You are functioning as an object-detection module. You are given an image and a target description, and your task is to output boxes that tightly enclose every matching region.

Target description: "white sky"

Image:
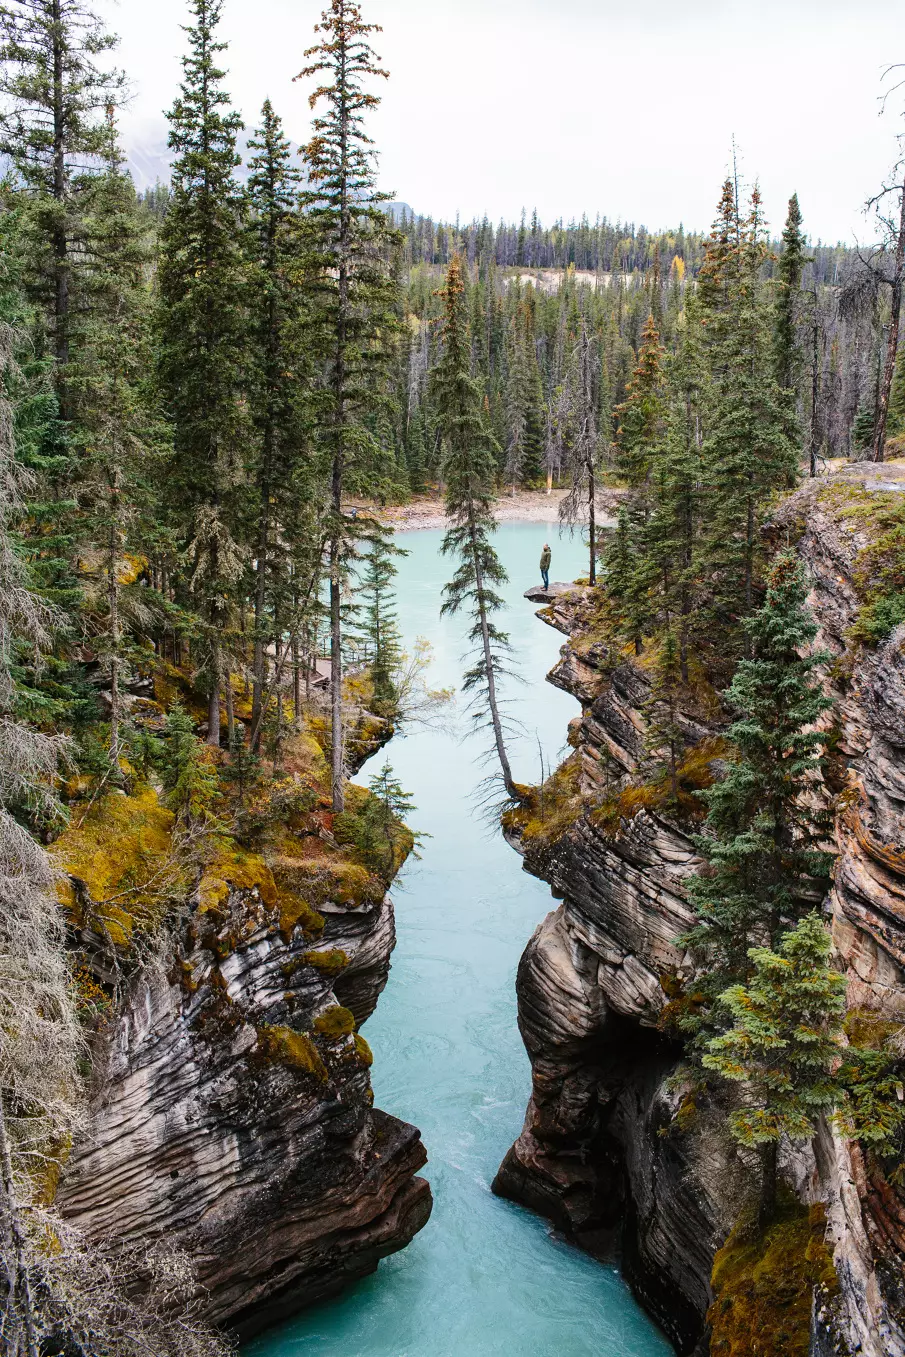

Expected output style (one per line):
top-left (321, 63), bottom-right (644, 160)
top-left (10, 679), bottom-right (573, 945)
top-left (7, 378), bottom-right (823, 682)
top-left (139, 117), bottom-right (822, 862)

top-left (98, 0), bottom-right (904, 244)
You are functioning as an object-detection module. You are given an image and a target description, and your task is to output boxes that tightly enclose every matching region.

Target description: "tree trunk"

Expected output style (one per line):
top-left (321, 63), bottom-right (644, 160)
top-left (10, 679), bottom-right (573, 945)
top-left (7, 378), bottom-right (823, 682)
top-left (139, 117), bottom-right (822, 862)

top-left (469, 514), bottom-right (517, 800)
top-left (107, 486), bottom-right (121, 766)
top-left (873, 175), bottom-right (905, 463)
top-left (207, 639), bottom-right (221, 747)
top-left (587, 464), bottom-right (596, 585)
top-left (330, 525), bottom-right (344, 812)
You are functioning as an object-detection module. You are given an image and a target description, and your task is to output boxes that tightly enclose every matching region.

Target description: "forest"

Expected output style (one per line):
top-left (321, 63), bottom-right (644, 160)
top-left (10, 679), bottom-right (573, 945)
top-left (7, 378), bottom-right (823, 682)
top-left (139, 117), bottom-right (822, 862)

top-left (0, 0), bottom-right (904, 1352)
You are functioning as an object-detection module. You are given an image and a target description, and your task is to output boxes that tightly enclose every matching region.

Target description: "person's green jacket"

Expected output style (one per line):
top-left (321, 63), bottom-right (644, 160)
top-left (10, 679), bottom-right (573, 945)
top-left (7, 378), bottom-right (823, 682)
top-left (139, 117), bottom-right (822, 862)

top-left (540, 547), bottom-right (551, 572)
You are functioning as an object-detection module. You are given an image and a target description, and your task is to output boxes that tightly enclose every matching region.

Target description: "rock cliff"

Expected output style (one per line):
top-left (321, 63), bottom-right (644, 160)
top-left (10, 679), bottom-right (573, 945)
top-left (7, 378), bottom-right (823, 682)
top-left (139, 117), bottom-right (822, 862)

top-left (57, 728), bottom-right (431, 1341)
top-left (495, 462), bottom-right (905, 1356)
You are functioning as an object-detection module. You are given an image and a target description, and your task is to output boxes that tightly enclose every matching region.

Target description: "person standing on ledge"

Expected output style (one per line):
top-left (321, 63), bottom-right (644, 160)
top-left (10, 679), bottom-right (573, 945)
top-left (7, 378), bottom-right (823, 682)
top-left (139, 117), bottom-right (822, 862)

top-left (540, 542), bottom-right (551, 591)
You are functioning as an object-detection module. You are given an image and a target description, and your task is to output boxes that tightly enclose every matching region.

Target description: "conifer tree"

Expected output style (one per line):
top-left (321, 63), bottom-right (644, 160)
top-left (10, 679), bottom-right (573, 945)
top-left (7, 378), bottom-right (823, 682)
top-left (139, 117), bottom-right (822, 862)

top-left (357, 523), bottom-right (405, 712)
top-left (245, 97), bottom-right (309, 747)
top-left (683, 553), bottom-right (834, 1009)
top-left (0, 0), bottom-right (127, 413)
top-left (157, 0), bottom-right (248, 748)
top-left (434, 255), bottom-right (517, 800)
top-left (774, 193), bottom-right (809, 394)
top-left (647, 307), bottom-right (705, 678)
top-left (699, 183), bottom-right (797, 642)
top-left (644, 627), bottom-right (684, 804)
top-left (78, 110), bottom-right (158, 765)
top-left (296, 0), bottom-right (399, 812)
top-left (703, 913), bottom-right (845, 1228)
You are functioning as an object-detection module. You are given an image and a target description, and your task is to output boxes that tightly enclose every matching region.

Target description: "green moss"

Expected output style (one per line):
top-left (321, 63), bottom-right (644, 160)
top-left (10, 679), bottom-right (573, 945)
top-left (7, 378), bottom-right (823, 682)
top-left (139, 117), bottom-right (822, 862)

top-left (709, 1200), bottom-right (838, 1357)
top-left (255, 1024), bottom-right (328, 1081)
top-left (198, 842), bottom-right (279, 914)
top-left (353, 1033), bottom-right (373, 1066)
top-left (844, 1007), bottom-right (904, 1050)
top-left (314, 1005), bottom-right (356, 1038)
top-left (590, 737), bottom-right (729, 838)
top-left (53, 785), bottom-right (184, 948)
top-left (819, 482), bottom-right (905, 644)
top-left (502, 751), bottom-right (583, 851)
top-left (299, 948), bottom-right (349, 977)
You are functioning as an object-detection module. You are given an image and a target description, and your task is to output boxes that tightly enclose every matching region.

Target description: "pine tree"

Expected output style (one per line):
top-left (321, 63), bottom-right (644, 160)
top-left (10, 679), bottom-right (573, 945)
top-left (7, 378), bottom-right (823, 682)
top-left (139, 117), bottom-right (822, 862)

top-left (699, 183), bottom-right (797, 644)
top-left (0, 0), bottom-right (127, 414)
top-left (434, 255), bottom-right (518, 800)
top-left (683, 552), bottom-right (834, 1007)
top-left (647, 306), bottom-right (705, 679)
top-left (157, 0), bottom-right (248, 748)
top-left (357, 523), bottom-right (405, 712)
top-left (703, 913), bottom-right (845, 1228)
top-left (77, 109), bottom-right (159, 765)
top-left (644, 627), bottom-right (684, 804)
top-left (296, 0), bottom-right (400, 812)
top-left (774, 193), bottom-right (809, 393)
top-left (245, 97), bottom-right (309, 749)
top-left (851, 397), bottom-right (876, 455)
top-left (887, 338), bottom-right (905, 437)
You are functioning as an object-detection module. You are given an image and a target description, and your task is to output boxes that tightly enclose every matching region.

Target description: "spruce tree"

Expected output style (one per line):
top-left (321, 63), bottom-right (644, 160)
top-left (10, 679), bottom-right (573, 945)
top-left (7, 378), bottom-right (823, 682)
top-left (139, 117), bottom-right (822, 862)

top-left (683, 552), bottom-right (834, 1007)
top-left (774, 193), bottom-right (808, 392)
top-left (245, 97), bottom-right (309, 748)
top-left (703, 913), bottom-right (846, 1228)
top-left (699, 183), bottom-right (797, 644)
top-left (157, 0), bottom-right (248, 748)
top-left (77, 111), bottom-right (159, 765)
top-left (0, 0), bottom-right (127, 412)
top-left (357, 523), bottom-right (405, 712)
top-left (434, 255), bottom-right (517, 800)
top-left (296, 0), bottom-right (399, 812)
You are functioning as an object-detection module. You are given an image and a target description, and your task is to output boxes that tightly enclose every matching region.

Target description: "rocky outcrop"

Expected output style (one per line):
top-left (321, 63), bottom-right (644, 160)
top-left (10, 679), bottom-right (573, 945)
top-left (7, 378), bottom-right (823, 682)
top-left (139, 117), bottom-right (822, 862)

top-left (57, 732), bottom-right (432, 1340)
top-left (60, 864), bottom-right (431, 1340)
top-left (496, 463), bottom-right (905, 1356)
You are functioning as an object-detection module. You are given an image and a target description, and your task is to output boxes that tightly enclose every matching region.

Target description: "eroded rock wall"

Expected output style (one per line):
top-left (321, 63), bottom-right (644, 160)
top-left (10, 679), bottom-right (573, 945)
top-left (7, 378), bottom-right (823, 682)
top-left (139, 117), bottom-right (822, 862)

top-left (496, 463), bottom-right (905, 1356)
top-left (59, 874), bottom-right (431, 1340)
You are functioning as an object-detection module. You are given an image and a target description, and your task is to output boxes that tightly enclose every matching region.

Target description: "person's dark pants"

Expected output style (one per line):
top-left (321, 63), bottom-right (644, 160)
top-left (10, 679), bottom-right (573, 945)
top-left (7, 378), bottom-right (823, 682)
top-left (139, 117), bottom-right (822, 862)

top-left (541, 569), bottom-right (549, 589)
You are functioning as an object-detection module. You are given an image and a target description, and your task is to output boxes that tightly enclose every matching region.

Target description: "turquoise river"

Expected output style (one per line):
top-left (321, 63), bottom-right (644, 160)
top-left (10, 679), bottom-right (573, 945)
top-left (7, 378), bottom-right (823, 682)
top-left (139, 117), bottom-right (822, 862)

top-left (246, 522), bottom-right (674, 1357)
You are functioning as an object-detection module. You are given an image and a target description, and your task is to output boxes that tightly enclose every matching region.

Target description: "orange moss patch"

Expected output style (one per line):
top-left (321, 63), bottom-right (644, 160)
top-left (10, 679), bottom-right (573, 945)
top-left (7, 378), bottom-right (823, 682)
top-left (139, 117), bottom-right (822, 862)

top-left (709, 1201), bottom-right (838, 1357)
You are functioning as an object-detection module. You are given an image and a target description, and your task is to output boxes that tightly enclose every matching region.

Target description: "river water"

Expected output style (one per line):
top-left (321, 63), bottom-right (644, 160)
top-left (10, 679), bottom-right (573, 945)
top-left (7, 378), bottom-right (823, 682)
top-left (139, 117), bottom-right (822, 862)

top-left (246, 523), bottom-right (674, 1357)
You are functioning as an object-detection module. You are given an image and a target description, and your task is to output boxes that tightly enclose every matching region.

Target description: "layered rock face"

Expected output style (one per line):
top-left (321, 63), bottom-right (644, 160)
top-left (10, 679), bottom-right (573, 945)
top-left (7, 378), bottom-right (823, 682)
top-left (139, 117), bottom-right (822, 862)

top-left (495, 463), bottom-right (905, 1356)
top-left (59, 820), bottom-right (431, 1339)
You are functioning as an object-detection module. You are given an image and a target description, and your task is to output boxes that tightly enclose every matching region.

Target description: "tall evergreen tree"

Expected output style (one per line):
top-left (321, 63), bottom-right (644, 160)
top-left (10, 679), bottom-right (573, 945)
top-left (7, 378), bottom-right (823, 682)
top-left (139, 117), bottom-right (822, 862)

top-left (683, 553), bottom-right (834, 1014)
top-left (245, 97), bottom-right (310, 748)
top-left (296, 0), bottom-right (399, 812)
top-left (434, 256), bottom-right (517, 800)
top-left (699, 183), bottom-right (797, 645)
top-left (157, 0), bottom-right (248, 748)
top-left (774, 193), bottom-right (808, 393)
top-left (357, 523), bottom-right (404, 712)
top-left (77, 110), bottom-right (159, 764)
top-left (0, 0), bottom-right (127, 413)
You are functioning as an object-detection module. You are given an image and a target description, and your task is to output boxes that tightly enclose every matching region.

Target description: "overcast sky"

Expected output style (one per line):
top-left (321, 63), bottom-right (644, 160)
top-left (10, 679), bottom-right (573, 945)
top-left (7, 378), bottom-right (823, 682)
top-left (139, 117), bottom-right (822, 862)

top-left (98, 0), bottom-right (903, 244)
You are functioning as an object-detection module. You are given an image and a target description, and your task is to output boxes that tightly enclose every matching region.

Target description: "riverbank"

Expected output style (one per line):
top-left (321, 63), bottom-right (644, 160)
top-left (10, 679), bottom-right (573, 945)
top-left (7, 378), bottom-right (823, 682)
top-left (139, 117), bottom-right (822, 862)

top-left (357, 487), bottom-right (623, 532)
